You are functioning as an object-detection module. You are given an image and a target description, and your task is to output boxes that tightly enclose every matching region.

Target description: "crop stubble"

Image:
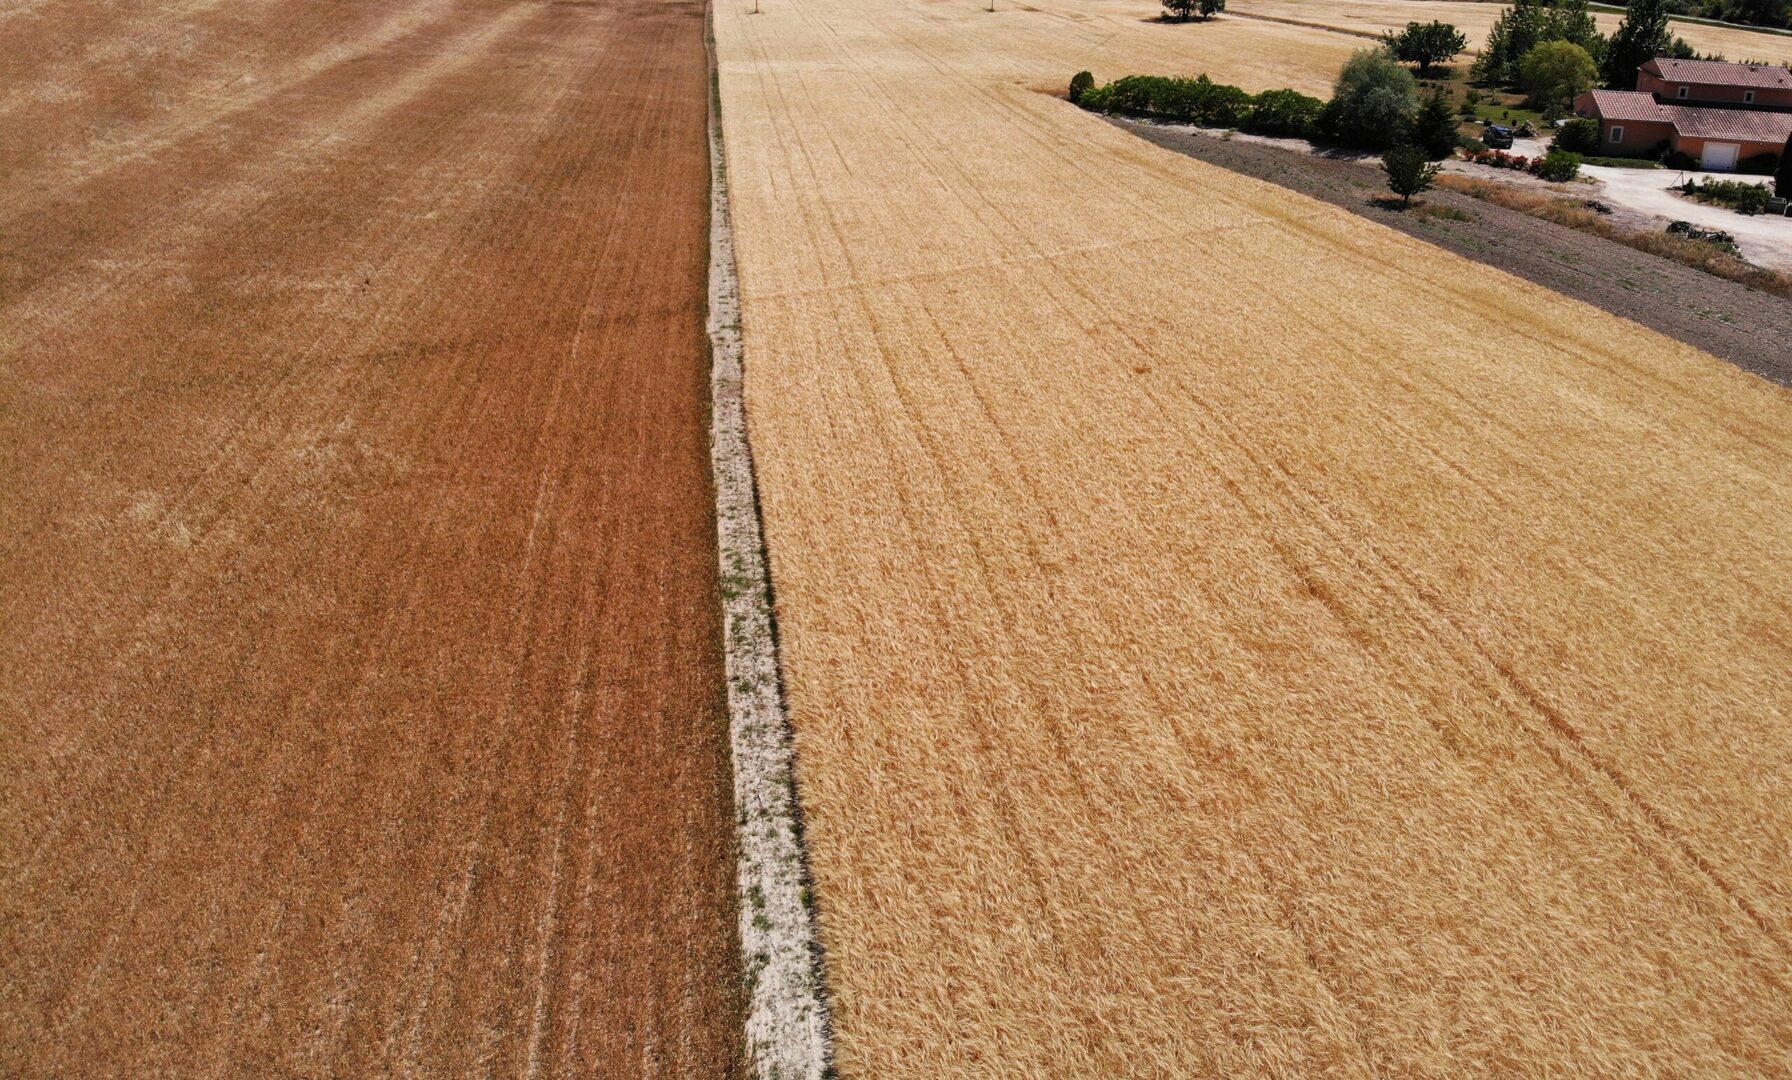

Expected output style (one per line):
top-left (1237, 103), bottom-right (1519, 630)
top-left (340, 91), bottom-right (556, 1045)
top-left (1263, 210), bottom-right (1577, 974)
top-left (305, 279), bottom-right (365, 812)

top-left (1227, 0), bottom-right (1792, 66)
top-left (2, 0), bottom-right (742, 1075)
top-left (715, 0), bottom-right (1792, 1074)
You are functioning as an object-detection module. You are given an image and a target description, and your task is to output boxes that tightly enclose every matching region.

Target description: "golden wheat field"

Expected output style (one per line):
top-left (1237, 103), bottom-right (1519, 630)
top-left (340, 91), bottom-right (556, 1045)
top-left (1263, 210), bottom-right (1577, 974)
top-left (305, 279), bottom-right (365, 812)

top-left (716, 0), bottom-right (1792, 1074)
top-left (1229, 0), bottom-right (1792, 66)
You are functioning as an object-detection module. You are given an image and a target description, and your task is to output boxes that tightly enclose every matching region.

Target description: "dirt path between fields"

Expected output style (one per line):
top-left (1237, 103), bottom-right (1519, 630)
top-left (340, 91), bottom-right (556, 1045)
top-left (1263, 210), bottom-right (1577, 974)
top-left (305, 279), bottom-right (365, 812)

top-left (1119, 119), bottom-right (1792, 388)
top-left (1, 0), bottom-right (743, 1075)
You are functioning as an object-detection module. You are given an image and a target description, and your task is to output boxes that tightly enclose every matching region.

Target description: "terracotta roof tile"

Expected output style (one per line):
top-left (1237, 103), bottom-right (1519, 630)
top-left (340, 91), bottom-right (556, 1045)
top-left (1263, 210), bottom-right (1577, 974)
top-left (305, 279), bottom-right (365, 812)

top-left (1643, 57), bottom-right (1792, 90)
top-left (1579, 90), bottom-right (1792, 145)
top-left (1583, 90), bottom-right (1672, 123)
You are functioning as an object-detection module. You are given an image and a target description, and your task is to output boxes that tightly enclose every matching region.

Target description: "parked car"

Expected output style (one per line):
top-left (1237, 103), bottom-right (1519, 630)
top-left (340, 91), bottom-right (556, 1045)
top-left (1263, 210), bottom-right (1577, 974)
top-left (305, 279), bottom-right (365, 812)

top-left (1484, 124), bottom-right (1514, 149)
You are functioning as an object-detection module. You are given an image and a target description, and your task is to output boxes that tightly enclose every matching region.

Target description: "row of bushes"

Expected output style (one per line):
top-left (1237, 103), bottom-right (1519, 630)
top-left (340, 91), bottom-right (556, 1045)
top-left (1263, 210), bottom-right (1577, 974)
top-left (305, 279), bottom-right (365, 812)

top-left (1679, 177), bottom-right (1777, 214)
top-left (1071, 73), bottom-right (1326, 137)
top-left (1073, 50), bottom-right (1459, 158)
top-left (1469, 147), bottom-right (1584, 180)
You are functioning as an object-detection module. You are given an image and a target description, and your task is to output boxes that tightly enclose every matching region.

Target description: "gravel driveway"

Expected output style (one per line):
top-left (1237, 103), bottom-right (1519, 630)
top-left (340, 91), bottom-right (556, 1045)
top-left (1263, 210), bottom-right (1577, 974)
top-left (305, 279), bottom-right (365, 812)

top-left (1583, 164), bottom-right (1792, 270)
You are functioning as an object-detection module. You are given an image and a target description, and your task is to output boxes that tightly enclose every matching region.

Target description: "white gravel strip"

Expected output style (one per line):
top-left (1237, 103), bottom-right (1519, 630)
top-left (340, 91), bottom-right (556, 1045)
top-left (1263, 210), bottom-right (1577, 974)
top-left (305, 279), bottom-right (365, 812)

top-left (706, 9), bottom-right (837, 1078)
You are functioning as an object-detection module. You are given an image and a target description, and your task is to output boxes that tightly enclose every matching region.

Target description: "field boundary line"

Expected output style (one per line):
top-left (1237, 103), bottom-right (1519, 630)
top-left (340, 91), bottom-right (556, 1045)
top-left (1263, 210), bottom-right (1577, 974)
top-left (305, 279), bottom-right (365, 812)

top-left (705, 6), bottom-right (838, 1078)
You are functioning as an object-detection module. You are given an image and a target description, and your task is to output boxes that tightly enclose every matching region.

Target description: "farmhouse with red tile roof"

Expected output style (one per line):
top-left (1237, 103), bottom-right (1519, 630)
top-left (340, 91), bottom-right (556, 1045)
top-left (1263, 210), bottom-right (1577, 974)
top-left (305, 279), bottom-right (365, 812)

top-left (1637, 58), bottom-right (1792, 108)
top-left (1574, 59), bottom-right (1792, 171)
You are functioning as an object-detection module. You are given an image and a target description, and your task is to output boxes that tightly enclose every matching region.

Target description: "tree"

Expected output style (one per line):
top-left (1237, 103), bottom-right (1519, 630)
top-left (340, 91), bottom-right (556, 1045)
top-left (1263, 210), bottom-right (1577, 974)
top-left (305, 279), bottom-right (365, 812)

top-left (1472, 0), bottom-right (1548, 85)
top-left (1777, 133), bottom-right (1792, 199)
top-left (1069, 71), bottom-right (1095, 104)
top-left (1521, 40), bottom-right (1598, 116)
top-left (1602, 0), bottom-right (1672, 90)
top-left (1197, 0), bottom-right (1225, 18)
top-left (1412, 89), bottom-right (1460, 159)
top-left (1382, 20), bottom-right (1468, 75)
top-left (1727, 0), bottom-right (1791, 29)
top-left (1322, 47), bottom-right (1420, 149)
top-left (1473, 0), bottom-right (1606, 86)
top-left (1546, 0), bottom-right (1604, 63)
top-left (1383, 144), bottom-right (1441, 204)
top-left (1161, 0), bottom-right (1195, 20)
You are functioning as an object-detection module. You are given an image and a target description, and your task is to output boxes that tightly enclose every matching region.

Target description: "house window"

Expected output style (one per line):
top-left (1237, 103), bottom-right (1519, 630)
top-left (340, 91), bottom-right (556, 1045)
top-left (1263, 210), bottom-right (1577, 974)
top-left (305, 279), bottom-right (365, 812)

top-left (1610, 125), bottom-right (1625, 143)
top-left (1745, 90), bottom-right (1756, 104)
top-left (1676, 86), bottom-right (1689, 99)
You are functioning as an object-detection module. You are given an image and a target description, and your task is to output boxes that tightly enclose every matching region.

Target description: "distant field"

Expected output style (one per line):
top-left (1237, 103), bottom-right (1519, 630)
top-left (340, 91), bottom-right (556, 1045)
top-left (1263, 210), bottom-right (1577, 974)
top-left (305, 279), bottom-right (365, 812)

top-left (1, 0), bottom-right (741, 1074)
top-left (954, 0), bottom-right (1360, 93)
top-left (717, 0), bottom-right (1792, 1074)
top-left (1230, 0), bottom-right (1792, 64)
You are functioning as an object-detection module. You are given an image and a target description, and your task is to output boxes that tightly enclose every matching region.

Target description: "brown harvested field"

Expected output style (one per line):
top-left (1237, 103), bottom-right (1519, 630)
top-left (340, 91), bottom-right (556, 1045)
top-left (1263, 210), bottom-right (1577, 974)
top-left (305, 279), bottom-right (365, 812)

top-left (2, 0), bottom-right (742, 1076)
top-left (716, 0), bottom-right (1792, 1075)
top-left (1228, 0), bottom-right (1792, 66)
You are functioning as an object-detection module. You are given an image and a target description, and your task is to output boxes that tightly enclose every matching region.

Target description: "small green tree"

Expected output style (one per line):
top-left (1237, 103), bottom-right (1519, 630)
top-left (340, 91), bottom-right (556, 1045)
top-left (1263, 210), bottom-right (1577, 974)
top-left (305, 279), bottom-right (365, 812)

top-left (1322, 47), bottom-right (1420, 149)
top-left (1382, 20), bottom-right (1468, 75)
top-left (1602, 0), bottom-right (1672, 89)
top-left (1412, 89), bottom-right (1460, 159)
top-left (1161, 0), bottom-right (1195, 20)
top-left (1521, 40), bottom-right (1598, 116)
top-left (1383, 144), bottom-right (1441, 204)
top-left (1069, 71), bottom-right (1095, 104)
top-left (1197, 0), bottom-right (1224, 17)
top-left (1777, 133), bottom-right (1792, 199)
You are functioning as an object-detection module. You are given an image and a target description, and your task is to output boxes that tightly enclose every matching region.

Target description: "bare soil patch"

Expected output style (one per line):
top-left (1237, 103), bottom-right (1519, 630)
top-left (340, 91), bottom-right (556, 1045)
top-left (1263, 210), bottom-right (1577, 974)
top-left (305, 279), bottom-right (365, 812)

top-left (1121, 119), bottom-right (1792, 387)
top-left (1, 0), bottom-right (743, 1075)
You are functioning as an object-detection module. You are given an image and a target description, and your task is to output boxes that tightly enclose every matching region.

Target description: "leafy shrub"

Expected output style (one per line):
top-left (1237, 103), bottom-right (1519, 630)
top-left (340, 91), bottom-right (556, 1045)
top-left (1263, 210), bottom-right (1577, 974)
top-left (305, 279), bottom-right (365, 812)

top-left (1458, 135), bottom-right (1487, 154)
top-left (1243, 88), bottom-right (1325, 136)
top-left (1472, 149), bottom-right (1531, 170)
top-left (1738, 151), bottom-right (1780, 177)
top-left (1069, 71), bottom-right (1095, 104)
top-left (1663, 149), bottom-right (1698, 170)
top-left (1104, 74), bottom-right (1168, 113)
top-left (1535, 149), bottom-right (1583, 181)
top-left (1196, 81), bottom-right (1254, 127)
top-left (1076, 73), bottom-right (1283, 129)
top-left (1321, 47), bottom-right (1419, 149)
top-left (1680, 177), bottom-right (1773, 214)
top-left (1553, 117), bottom-right (1601, 155)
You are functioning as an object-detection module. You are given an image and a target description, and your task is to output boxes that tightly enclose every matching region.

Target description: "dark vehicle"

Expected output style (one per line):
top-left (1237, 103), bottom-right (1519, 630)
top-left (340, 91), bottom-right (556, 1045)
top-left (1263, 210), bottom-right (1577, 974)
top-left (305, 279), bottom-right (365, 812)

top-left (1484, 124), bottom-right (1514, 149)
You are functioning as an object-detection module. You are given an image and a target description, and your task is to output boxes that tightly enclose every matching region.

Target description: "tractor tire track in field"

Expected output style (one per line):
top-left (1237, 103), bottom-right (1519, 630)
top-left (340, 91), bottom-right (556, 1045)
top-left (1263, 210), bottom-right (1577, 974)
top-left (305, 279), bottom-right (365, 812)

top-left (0, 0), bottom-right (745, 1075)
top-left (715, 0), bottom-right (1792, 1074)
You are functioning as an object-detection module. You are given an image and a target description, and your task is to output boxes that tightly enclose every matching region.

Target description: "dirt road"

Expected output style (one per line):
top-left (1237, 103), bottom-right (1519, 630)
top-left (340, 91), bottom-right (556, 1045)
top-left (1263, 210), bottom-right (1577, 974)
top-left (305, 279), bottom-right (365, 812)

top-left (1, 0), bottom-right (742, 1075)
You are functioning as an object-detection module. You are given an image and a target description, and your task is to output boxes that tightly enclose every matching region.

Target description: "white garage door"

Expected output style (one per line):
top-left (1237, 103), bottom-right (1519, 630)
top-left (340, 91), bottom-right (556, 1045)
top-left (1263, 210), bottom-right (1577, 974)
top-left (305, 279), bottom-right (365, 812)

top-left (1701, 142), bottom-right (1740, 171)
